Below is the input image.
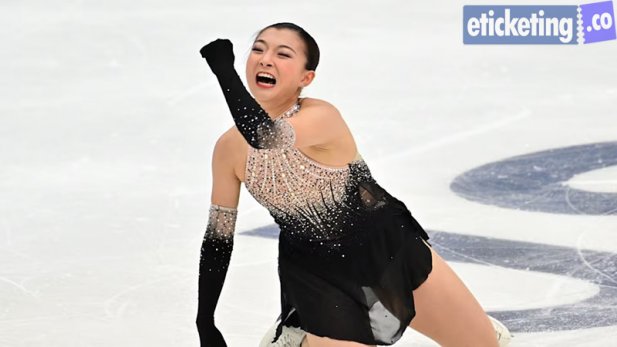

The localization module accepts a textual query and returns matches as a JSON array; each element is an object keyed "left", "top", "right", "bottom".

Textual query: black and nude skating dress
[{"left": 242, "top": 104, "right": 433, "bottom": 345}]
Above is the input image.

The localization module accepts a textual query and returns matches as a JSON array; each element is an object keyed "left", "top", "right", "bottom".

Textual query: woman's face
[{"left": 246, "top": 28, "right": 314, "bottom": 104}]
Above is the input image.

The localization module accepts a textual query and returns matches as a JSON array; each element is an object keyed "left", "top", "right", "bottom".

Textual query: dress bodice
[
  {"left": 243, "top": 144, "right": 371, "bottom": 240},
  {"left": 239, "top": 98, "right": 386, "bottom": 253}
]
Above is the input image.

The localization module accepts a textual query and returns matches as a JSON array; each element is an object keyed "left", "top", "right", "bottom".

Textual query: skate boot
[
  {"left": 259, "top": 315, "right": 510, "bottom": 346},
  {"left": 488, "top": 315, "right": 512, "bottom": 347},
  {"left": 259, "top": 319, "right": 306, "bottom": 347}
]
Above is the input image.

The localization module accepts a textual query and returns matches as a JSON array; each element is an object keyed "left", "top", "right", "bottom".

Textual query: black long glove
[
  {"left": 196, "top": 204, "right": 238, "bottom": 347},
  {"left": 200, "top": 39, "right": 296, "bottom": 149}
]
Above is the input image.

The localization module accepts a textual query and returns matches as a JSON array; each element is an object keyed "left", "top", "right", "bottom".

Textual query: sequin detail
[
  {"left": 255, "top": 116, "right": 296, "bottom": 149},
  {"left": 244, "top": 145, "right": 373, "bottom": 251},
  {"left": 252, "top": 101, "right": 299, "bottom": 149},
  {"left": 205, "top": 204, "right": 238, "bottom": 240},
  {"left": 200, "top": 204, "right": 237, "bottom": 274}
]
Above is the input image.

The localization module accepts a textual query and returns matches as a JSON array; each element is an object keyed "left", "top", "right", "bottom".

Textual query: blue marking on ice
[{"left": 450, "top": 142, "right": 617, "bottom": 215}]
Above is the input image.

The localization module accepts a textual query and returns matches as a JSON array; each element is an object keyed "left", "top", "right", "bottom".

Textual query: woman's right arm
[
  {"left": 200, "top": 39, "right": 346, "bottom": 151},
  {"left": 196, "top": 133, "right": 241, "bottom": 347}
]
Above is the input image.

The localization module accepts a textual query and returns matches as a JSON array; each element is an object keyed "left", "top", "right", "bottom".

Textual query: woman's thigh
[
  {"left": 302, "top": 333, "right": 375, "bottom": 347},
  {"left": 408, "top": 240, "right": 498, "bottom": 347}
]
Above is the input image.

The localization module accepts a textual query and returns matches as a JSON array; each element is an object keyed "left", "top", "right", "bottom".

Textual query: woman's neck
[{"left": 260, "top": 95, "right": 301, "bottom": 119}]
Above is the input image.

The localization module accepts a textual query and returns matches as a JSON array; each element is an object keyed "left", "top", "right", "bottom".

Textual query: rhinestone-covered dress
[{"left": 243, "top": 100, "right": 433, "bottom": 345}]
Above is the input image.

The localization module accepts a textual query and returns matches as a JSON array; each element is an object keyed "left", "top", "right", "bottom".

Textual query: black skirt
[{"left": 274, "top": 180, "right": 433, "bottom": 345}]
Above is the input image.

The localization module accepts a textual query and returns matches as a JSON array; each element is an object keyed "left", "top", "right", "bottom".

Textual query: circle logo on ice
[{"left": 450, "top": 141, "right": 617, "bottom": 215}]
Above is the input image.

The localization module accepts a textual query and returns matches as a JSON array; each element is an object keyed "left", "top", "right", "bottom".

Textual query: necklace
[{"left": 273, "top": 99, "right": 301, "bottom": 120}]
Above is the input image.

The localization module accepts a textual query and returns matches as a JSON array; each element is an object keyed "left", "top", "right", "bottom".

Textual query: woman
[{"left": 196, "top": 22, "right": 510, "bottom": 347}]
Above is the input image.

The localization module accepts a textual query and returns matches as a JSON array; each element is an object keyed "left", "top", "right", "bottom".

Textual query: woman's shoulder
[
  {"left": 299, "top": 97, "right": 343, "bottom": 120},
  {"left": 216, "top": 125, "right": 240, "bottom": 144},
  {"left": 300, "top": 97, "right": 339, "bottom": 110},
  {"left": 214, "top": 126, "right": 245, "bottom": 157}
]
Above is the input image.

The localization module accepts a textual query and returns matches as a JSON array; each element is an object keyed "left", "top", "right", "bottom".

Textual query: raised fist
[{"left": 200, "top": 38, "right": 235, "bottom": 73}]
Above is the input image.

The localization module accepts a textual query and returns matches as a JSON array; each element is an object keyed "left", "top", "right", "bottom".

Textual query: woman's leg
[
  {"left": 301, "top": 333, "right": 375, "bottom": 347},
  {"left": 295, "top": 240, "right": 498, "bottom": 347},
  {"left": 408, "top": 240, "right": 498, "bottom": 347}
]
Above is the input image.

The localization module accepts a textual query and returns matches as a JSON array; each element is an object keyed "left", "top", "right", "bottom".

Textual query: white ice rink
[{"left": 1, "top": 1, "right": 616, "bottom": 346}]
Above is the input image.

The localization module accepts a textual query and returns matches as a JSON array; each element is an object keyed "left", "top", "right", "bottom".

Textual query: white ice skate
[
  {"left": 259, "top": 319, "right": 306, "bottom": 347},
  {"left": 259, "top": 315, "right": 511, "bottom": 347},
  {"left": 488, "top": 315, "right": 512, "bottom": 347}
]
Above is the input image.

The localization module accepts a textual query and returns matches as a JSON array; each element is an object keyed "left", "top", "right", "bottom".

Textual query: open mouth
[{"left": 256, "top": 72, "right": 276, "bottom": 87}]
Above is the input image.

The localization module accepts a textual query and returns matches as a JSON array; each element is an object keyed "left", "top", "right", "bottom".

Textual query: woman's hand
[{"left": 200, "top": 38, "right": 235, "bottom": 74}]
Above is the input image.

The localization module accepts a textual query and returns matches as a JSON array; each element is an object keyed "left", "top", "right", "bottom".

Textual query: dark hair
[{"left": 255, "top": 22, "right": 320, "bottom": 71}]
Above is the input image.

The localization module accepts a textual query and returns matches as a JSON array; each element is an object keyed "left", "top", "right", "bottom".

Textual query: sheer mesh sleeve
[
  {"left": 210, "top": 61, "right": 296, "bottom": 149},
  {"left": 253, "top": 116, "right": 296, "bottom": 149},
  {"left": 204, "top": 204, "right": 238, "bottom": 242}
]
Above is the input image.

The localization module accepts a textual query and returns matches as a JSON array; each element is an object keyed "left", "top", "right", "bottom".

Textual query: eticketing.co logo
[{"left": 463, "top": 1, "right": 616, "bottom": 44}]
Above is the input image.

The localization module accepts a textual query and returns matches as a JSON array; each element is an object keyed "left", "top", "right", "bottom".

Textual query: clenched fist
[{"left": 200, "top": 38, "right": 235, "bottom": 74}]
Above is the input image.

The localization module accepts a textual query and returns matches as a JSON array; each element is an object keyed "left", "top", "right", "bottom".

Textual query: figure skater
[{"left": 196, "top": 22, "right": 511, "bottom": 347}]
